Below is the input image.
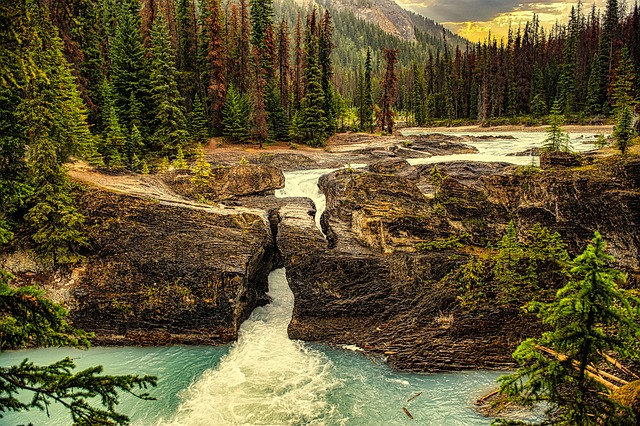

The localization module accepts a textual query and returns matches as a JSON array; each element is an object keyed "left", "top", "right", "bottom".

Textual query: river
[{"left": 1, "top": 131, "right": 576, "bottom": 425}]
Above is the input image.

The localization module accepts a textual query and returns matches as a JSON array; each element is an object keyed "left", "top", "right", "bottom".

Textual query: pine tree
[
  {"left": 250, "top": 0, "right": 273, "bottom": 145},
  {"left": 614, "top": 104, "right": 634, "bottom": 154},
  {"left": 293, "top": 13, "right": 304, "bottom": 109},
  {"left": 202, "top": 0, "right": 227, "bottom": 131},
  {"left": 173, "top": 146, "right": 188, "bottom": 169},
  {"left": 189, "top": 95, "right": 209, "bottom": 143},
  {"left": 126, "top": 124, "right": 145, "bottom": 166},
  {"left": 149, "top": 12, "right": 189, "bottom": 155},
  {"left": 0, "top": 269, "right": 157, "bottom": 423},
  {"left": 298, "top": 19, "right": 327, "bottom": 147},
  {"left": 277, "top": 19, "right": 291, "bottom": 115},
  {"left": 612, "top": 47, "right": 636, "bottom": 113},
  {"left": 378, "top": 48, "right": 399, "bottom": 134},
  {"left": 496, "top": 232, "right": 640, "bottom": 425},
  {"left": 238, "top": 0, "right": 251, "bottom": 94},
  {"left": 176, "top": 0, "right": 198, "bottom": 111},
  {"left": 110, "top": 0, "right": 149, "bottom": 135},
  {"left": 223, "top": 83, "right": 251, "bottom": 142},
  {"left": 190, "top": 146, "right": 211, "bottom": 189},
  {"left": 411, "top": 61, "right": 426, "bottom": 126},
  {"left": 101, "top": 106, "right": 126, "bottom": 168},
  {"left": 360, "top": 48, "right": 375, "bottom": 132},
  {"left": 544, "top": 100, "right": 571, "bottom": 152},
  {"left": 319, "top": 10, "right": 336, "bottom": 134}
]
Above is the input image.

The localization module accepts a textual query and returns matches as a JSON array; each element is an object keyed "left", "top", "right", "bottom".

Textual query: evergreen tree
[
  {"left": 298, "top": 20, "right": 327, "bottom": 147},
  {"left": 359, "top": 48, "right": 375, "bottom": 132},
  {"left": 277, "top": 19, "right": 291, "bottom": 115},
  {"left": 149, "top": 12, "right": 189, "bottom": 155},
  {"left": 126, "top": 124, "right": 145, "bottom": 166},
  {"left": 319, "top": 10, "right": 336, "bottom": 133},
  {"left": 173, "top": 146, "right": 188, "bottom": 169},
  {"left": 614, "top": 104, "right": 634, "bottom": 154},
  {"left": 411, "top": 61, "right": 426, "bottom": 126},
  {"left": 266, "top": 84, "right": 290, "bottom": 140},
  {"left": 0, "top": 269, "right": 157, "bottom": 423},
  {"left": 544, "top": 100, "right": 571, "bottom": 152},
  {"left": 252, "top": 46, "right": 269, "bottom": 146},
  {"left": 202, "top": 0, "right": 227, "bottom": 131},
  {"left": 110, "top": 0, "right": 149, "bottom": 135},
  {"left": 529, "top": 64, "right": 547, "bottom": 117},
  {"left": 378, "top": 48, "right": 399, "bottom": 134},
  {"left": 612, "top": 47, "right": 636, "bottom": 113},
  {"left": 189, "top": 95, "right": 209, "bottom": 144},
  {"left": 190, "top": 146, "right": 212, "bottom": 189},
  {"left": 496, "top": 232, "right": 640, "bottom": 425},
  {"left": 101, "top": 106, "right": 126, "bottom": 167},
  {"left": 250, "top": 0, "right": 273, "bottom": 144},
  {"left": 176, "top": 0, "right": 198, "bottom": 111},
  {"left": 223, "top": 83, "right": 251, "bottom": 142},
  {"left": 13, "top": 9, "right": 93, "bottom": 264}
]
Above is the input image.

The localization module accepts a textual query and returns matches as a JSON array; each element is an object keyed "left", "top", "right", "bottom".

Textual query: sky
[{"left": 396, "top": 0, "right": 609, "bottom": 41}]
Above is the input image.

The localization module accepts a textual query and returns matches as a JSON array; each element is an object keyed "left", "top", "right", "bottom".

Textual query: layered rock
[
  {"left": 163, "top": 164, "right": 285, "bottom": 201},
  {"left": 1, "top": 168, "right": 279, "bottom": 346},
  {"left": 280, "top": 154, "right": 640, "bottom": 372}
]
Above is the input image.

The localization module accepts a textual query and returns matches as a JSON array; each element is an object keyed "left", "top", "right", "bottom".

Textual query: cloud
[{"left": 396, "top": 0, "right": 608, "bottom": 41}]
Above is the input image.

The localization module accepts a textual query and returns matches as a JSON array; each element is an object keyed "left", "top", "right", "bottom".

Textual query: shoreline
[{"left": 401, "top": 124, "right": 614, "bottom": 134}]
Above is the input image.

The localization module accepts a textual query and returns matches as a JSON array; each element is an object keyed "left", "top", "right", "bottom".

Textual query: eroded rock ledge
[
  {"left": 1, "top": 165, "right": 285, "bottom": 346},
  {"left": 1, "top": 146, "right": 638, "bottom": 373},
  {"left": 279, "top": 154, "right": 640, "bottom": 371}
]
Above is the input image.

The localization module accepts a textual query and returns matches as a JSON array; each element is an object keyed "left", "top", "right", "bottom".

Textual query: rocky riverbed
[{"left": 1, "top": 131, "right": 638, "bottom": 372}]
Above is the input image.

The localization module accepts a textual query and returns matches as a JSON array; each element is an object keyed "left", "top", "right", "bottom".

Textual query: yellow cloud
[{"left": 436, "top": 1, "right": 609, "bottom": 42}]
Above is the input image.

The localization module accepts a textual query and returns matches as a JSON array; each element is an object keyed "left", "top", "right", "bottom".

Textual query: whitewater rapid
[{"left": 160, "top": 269, "right": 338, "bottom": 425}]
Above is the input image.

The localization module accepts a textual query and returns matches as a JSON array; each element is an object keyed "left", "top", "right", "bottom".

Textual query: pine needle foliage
[
  {"left": 0, "top": 270, "right": 157, "bottom": 425},
  {"left": 149, "top": 12, "right": 189, "bottom": 155},
  {"left": 544, "top": 100, "right": 571, "bottom": 152},
  {"left": 494, "top": 232, "right": 640, "bottom": 426}
]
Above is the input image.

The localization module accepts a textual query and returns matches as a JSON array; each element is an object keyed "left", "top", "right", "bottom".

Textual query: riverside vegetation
[{"left": 1, "top": 0, "right": 640, "bottom": 424}]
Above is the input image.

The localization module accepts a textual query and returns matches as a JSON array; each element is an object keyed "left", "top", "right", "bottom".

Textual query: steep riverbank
[{"left": 1, "top": 131, "right": 638, "bottom": 372}]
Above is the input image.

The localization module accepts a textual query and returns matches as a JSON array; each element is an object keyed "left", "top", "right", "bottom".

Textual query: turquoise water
[{"left": 1, "top": 269, "right": 508, "bottom": 426}]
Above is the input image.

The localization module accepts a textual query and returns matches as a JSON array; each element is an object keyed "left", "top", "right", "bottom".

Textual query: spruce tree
[
  {"left": 612, "top": 47, "right": 636, "bottom": 114},
  {"left": 149, "top": 12, "right": 189, "bottom": 155},
  {"left": 496, "top": 232, "right": 640, "bottom": 425},
  {"left": 266, "top": 84, "right": 289, "bottom": 141},
  {"left": 189, "top": 95, "right": 209, "bottom": 144},
  {"left": 222, "top": 83, "right": 251, "bottom": 142},
  {"left": 0, "top": 269, "right": 157, "bottom": 423},
  {"left": 202, "top": 0, "right": 227, "bottom": 131},
  {"left": 378, "top": 48, "right": 399, "bottom": 134},
  {"left": 190, "top": 146, "right": 212, "bottom": 189},
  {"left": 126, "top": 124, "right": 145, "bottom": 166},
  {"left": 411, "top": 61, "right": 426, "bottom": 126},
  {"left": 101, "top": 106, "right": 127, "bottom": 168},
  {"left": 544, "top": 100, "right": 571, "bottom": 152},
  {"left": 173, "top": 146, "right": 188, "bottom": 169},
  {"left": 319, "top": 10, "right": 336, "bottom": 134},
  {"left": 110, "top": 0, "right": 149, "bottom": 135},
  {"left": 614, "top": 104, "right": 634, "bottom": 154},
  {"left": 299, "top": 22, "right": 327, "bottom": 147},
  {"left": 359, "top": 48, "right": 375, "bottom": 132}
]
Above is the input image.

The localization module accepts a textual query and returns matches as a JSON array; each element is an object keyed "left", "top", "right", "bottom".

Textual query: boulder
[{"left": 164, "top": 164, "right": 285, "bottom": 201}]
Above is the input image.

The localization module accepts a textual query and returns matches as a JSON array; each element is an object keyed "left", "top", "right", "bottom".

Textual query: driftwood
[
  {"left": 402, "top": 407, "right": 414, "bottom": 419},
  {"left": 536, "top": 346, "right": 623, "bottom": 391},
  {"left": 407, "top": 392, "right": 423, "bottom": 402},
  {"left": 475, "top": 389, "right": 499, "bottom": 406},
  {"left": 476, "top": 346, "right": 634, "bottom": 407}
]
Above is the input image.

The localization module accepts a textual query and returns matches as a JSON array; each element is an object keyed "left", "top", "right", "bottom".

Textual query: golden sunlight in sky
[{"left": 397, "top": 0, "right": 609, "bottom": 42}]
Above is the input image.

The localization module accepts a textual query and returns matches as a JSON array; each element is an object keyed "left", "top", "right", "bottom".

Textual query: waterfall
[{"left": 160, "top": 269, "right": 339, "bottom": 425}]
